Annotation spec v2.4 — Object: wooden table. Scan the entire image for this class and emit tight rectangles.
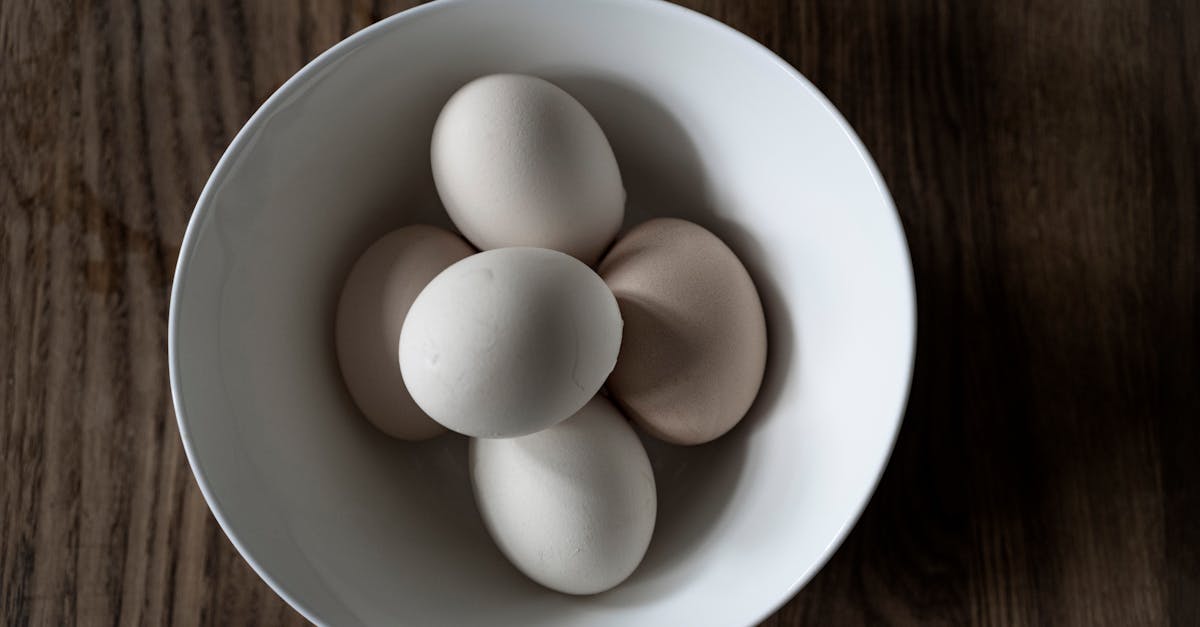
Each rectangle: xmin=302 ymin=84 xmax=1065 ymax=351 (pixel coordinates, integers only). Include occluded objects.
xmin=2 ymin=1 xmax=1197 ymax=625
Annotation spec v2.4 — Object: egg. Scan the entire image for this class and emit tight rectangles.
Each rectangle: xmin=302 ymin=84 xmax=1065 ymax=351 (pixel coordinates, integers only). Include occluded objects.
xmin=599 ymin=218 xmax=767 ymax=445
xmin=399 ymin=247 xmax=623 ymax=438
xmin=335 ymin=225 xmax=474 ymax=440
xmin=470 ymin=396 xmax=656 ymax=595
xmin=431 ymin=74 xmax=625 ymax=265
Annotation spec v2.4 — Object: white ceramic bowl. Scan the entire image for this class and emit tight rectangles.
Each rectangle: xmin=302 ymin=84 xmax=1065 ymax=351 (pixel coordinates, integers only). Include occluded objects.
xmin=168 ymin=0 xmax=916 ymax=625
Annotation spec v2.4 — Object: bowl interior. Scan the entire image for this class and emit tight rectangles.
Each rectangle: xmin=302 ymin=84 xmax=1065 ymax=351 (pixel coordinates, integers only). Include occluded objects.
xmin=170 ymin=1 xmax=914 ymax=625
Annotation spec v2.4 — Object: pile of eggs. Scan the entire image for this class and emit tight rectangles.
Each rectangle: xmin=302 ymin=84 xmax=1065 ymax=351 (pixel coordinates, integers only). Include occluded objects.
xmin=336 ymin=74 xmax=767 ymax=595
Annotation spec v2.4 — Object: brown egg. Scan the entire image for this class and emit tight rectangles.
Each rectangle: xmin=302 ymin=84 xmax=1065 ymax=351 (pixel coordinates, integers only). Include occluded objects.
xmin=336 ymin=225 xmax=474 ymax=440
xmin=599 ymin=218 xmax=767 ymax=445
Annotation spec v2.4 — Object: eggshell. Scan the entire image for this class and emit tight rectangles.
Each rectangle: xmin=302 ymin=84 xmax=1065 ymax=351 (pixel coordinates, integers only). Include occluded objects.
xmin=470 ymin=396 xmax=657 ymax=595
xmin=599 ymin=218 xmax=767 ymax=445
xmin=431 ymin=74 xmax=625 ymax=265
xmin=399 ymin=247 xmax=623 ymax=438
xmin=335 ymin=225 xmax=474 ymax=440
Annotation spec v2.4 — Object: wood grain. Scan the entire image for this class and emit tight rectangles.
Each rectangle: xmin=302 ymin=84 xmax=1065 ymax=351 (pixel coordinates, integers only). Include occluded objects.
xmin=1 ymin=1 xmax=1196 ymax=625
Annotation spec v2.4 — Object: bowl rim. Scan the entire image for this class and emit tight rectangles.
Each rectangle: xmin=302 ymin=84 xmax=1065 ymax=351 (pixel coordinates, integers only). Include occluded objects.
xmin=167 ymin=0 xmax=917 ymax=624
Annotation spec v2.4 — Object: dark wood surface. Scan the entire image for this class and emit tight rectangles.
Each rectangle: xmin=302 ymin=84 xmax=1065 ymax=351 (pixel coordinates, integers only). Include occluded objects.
xmin=2 ymin=0 xmax=1197 ymax=625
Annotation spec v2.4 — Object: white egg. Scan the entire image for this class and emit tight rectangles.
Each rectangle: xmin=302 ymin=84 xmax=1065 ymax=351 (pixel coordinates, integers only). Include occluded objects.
xmin=431 ymin=74 xmax=625 ymax=265
xmin=399 ymin=247 xmax=622 ymax=438
xmin=471 ymin=396 xmax=657 ymax=595
xmin=335 ymin=226 xmax=474 ymax=440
